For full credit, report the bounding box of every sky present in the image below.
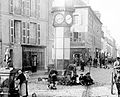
[88,0,120,46]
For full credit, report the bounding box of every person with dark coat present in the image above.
[16,69,28,97]
[93,57,98,68]
[48,69,58,90]
[79,74,84,85]
[114,69,120,97]
[88,56,92,67]
[83,72,94,86]
[81,59,85,72]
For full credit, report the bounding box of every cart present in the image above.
[0,68,19,97]
[111,65,120,94]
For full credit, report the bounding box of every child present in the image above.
[48,69,58,90]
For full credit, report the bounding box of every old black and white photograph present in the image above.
[0,0,120,97]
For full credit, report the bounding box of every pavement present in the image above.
[28,66,119,97]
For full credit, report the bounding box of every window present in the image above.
[79,33,81,36]
[9,0,14,14]
[74,14,82,25]
[70,38,72,41]
[14,0,22,15]
[26,0,30,16]
[31,0,36,17]
[79,38,81,41]
[74,15,79,24]
[37,24,40,44]
[37,0,40,18]
[10,19,14,43]
[74,32,78,39]
[14,20,21,43]
[22,0,30,16]
[29,23,37,44]
[22,22,26,43]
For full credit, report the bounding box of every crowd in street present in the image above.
[47,55,117,90]
[47,68,94,90]
[74,55,115,71]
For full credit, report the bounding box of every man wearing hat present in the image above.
[114,69,120,97]
[83,72,94,86]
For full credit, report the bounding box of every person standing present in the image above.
[16,69,28,97]
[88,56,92,66]
[81,59,85,72]
[93,57,98,68]
[114,69,120,97]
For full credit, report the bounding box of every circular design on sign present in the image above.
[55,13,64,24]
[65,15,72,24]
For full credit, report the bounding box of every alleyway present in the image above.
[28,65,118,97]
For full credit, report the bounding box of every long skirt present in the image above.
[116,83,120,94]
[20,82,28,96]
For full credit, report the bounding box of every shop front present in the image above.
[70,48,90,63]
[22,45,45,72]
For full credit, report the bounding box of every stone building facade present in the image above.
[0,0,51,72]
[70,6,102,61]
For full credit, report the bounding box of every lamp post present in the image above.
[52,0,74,70]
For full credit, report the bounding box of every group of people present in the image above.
[48,67,94,90]
[74,56,86,72]
[74,54,114,70]
[79,72,94,86]
[48,69,58,90]
[10,69,29,97]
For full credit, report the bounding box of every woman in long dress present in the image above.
[16,69,28,97]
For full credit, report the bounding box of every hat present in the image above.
[86,72,90,75]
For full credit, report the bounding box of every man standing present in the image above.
[81,58,85,72]
[88,56,92,67]
[114,69,120,97]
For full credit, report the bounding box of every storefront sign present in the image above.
[23,47,44,52]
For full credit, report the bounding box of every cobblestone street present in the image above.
[28,65,119,97]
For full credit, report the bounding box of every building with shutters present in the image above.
[70,6,102,61]
[0,0,52,72]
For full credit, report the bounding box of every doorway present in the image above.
[31,55,37,72]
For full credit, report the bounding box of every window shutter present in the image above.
[26,0,30,16]
[22,22,26,44]
[9,0,14,14]
[9,19,14,43]
[37,24,40,45]
[26,22,30,44]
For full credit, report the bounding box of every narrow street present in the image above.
[28,65,118,97]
